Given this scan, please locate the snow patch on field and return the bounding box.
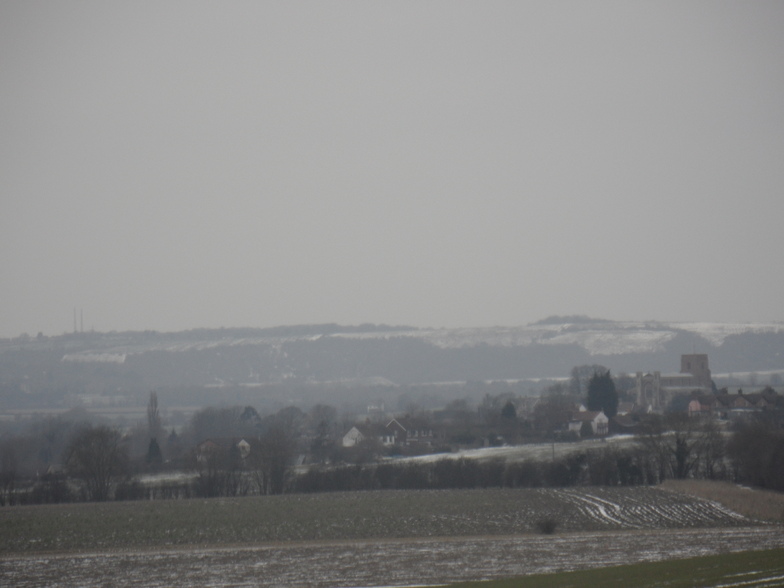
[714,574,784,587]
[395,436,637,464]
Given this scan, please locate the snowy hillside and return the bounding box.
[36,319,784,362]
[338,320,784,355]
[4,319,784,398]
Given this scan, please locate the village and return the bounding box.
[199,354,783,466]
[2,353,783,504]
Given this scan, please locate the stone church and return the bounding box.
[635,354,713,412]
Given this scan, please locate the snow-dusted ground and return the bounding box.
[137,471,198,485]
[2,483,779,586]
[3,527,783,587]
[393,436,637,464]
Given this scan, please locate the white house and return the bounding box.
[342,423,398,447]
[568,411,609,436]
[342,426,365,447]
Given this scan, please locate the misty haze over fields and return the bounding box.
[4,9,784,585]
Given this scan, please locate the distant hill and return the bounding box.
[2,319,783,412]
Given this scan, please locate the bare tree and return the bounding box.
[192,444,230,498]
[65,425,129,501]
[637,414,709,481]
[533,389,574,438]
[0,440,18,506]
[250,425,294,495]
[307,404,338,464]
[728,416,784,491]
[636,415,672,483]
[192,441,250,498]
[186,406,244,445]
[669,414,700,479]
[696,418,727,480]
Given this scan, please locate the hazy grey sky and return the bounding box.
[2,2,783,337]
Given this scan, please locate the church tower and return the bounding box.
[680,354,711,389]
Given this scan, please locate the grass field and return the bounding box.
[445,547,784,588]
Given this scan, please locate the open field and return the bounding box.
[0,486,759,552]
[446,547,784,588]
[3,528,784,587]
[1,486,782,587]
[661,479,784,523]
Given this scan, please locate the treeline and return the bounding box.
[293,449,654,493]
[0,442,676,504]
[728,418,784,491]
[2,390,784,505]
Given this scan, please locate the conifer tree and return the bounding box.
[586,370,618,418]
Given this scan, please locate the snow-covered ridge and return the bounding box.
[54,320,784,362]
[58,334,320,362]
[61,352,127,364]
[407,321,784,355]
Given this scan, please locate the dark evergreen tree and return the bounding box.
[586,370,618,418]
[570,364,609,396]
[146,437,163,466]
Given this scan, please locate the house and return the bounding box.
[196,437,254,464]
[387,417,436,446]
[712,388,781,420]
[687,396,714,417]
[385,419,407,444]
[342,426,365,447]
[684,386,781,420]
[341,423,396,448]
[342,417,436,448]
[568,411,609,437]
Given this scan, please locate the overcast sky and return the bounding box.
[2,2,783,338]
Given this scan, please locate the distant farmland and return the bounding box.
[2,485,783,586]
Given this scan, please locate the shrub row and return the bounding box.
[292,446,658,493]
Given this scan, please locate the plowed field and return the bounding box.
[2,486,781,587]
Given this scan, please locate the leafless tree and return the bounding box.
[249,425,294,495]
[697,418,727,480]
[637,414,718,481]
[65,425,129,501]
[0,439,18,506]
[307,404,338,464]
[533,390,574,438]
